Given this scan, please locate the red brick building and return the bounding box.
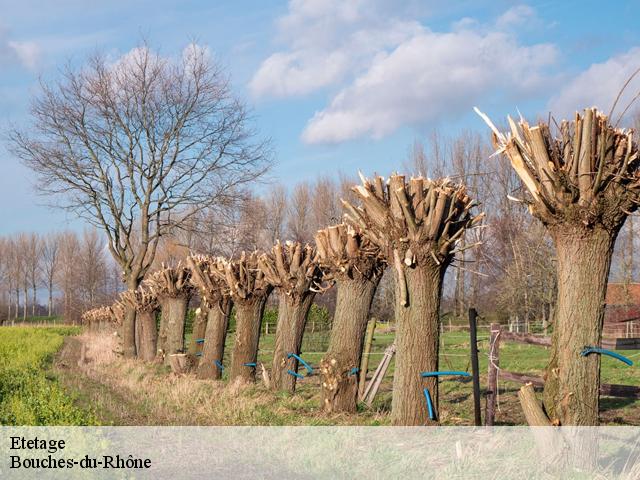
[604,283,640,338]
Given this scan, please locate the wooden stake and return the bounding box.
[518,383,552,426]
[363,343,396,406]
[468,308,482,426]
[485,323,500,426]
[358,317,377,400]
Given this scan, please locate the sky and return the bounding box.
[1,0,639,234]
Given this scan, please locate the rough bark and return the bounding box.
[145,264,193,363]
[137,309,158,362]
[343,174,480,425]
[271,292,315,393]
[159,296,190,364]
[320,275,379,412]
[391,264,443,425]
[478,107,640,426]
[229,297,269,383]
[120,286,158,362]
[258,241,322,393]
[315,224,384,412]
[188,302,209,355]
[542,226,615,425]
[197,297,232,380]
[157,311,169,359]
[185,254,232,373]
[123,302,137,358]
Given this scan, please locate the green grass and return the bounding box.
[6,315,65,325]
[0,326,97,425]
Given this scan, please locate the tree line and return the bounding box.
[0,230,120,324]
[7,41,640,427]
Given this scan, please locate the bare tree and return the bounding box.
[41,233,61,317]
[287,182,312,243]
[264,184,287,245]
[478,107,640,426]
[10,43,270,357]
[345,174,481,425]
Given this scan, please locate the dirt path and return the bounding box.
[54,336,158,425]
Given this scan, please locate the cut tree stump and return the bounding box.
[169,354,189,375]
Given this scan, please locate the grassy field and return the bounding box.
[0,326,96,425]
[1,323,637,425]
[51,325,640,426]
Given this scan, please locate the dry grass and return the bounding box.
[70,332,388,426]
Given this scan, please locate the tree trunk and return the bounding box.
[229,296,268,384]
[391,264,443,426]
[320,275,379,413]
[543,227,615,425]
[188,301,208,355]
[271,292,315,393]
[122,278,140,358]
[23,285,27,321]
[157,309,169,359]
[48,282,53,317]
[31,282,36,317]
[160,295,189,365]
[137,309,158,361]
[197,298,232,380]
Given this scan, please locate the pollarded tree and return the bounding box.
[211,252,273,384]
[187,254,233,380]
[315,224,385,413]
[344,174,481,425]
[477,107,640,425]
[146,264,194,365]
[9,43,270,358]
[120,287,159,362]
[258,241,323,393]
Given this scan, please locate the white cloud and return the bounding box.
[7,40,39,69]
[548,47,640,122]
[251,2,560,144]
[495,5,536,30]
[0,27,40,70]
[303,27,557,144]
[249,0,422,98]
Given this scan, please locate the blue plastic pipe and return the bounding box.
[287,353,313,375]
[423,388,436,420]
[214,360,224,371]
[420,371,471,378]
[580,347,633,366]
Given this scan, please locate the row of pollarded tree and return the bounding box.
[84,107,640,426]
[84,173,479,426]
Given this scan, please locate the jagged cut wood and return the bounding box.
[111,301,125,327]
[477,107,640,426]
[145,263,194,364]
[475,107,640,225]
[81,306,116,331]
[120,286,159,362]
[258,241,322,393]
[343,173,481,426]
[187,254,233,380]
[210,251,273,384]
[258,241,322,297]
[315,224,385,413]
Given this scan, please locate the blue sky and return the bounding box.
[1,0,639,234]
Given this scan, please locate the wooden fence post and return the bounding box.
[485,323,500,426]
[358,317,377,400]
[468,308,482,426]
